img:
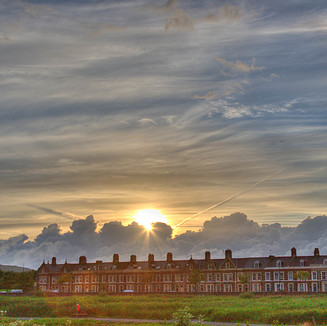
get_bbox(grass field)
[0,294,326,325]
[0,319,162,326]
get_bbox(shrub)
[239,292,255,299]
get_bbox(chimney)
[205,251,211,261]
[130,255,136,264]
[167,252,173,263]
[314,248,320,257]
[269,255,275,260]
[225,249,232,259]
[148,254,154,263]
[113,254,119,264]
[79,256,87,264]
[51,257,57,265]
[96,260,102,264]
[291,247,297,258]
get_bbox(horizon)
[1,0,327,269]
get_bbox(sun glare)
[133,209,168,230]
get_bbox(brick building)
[37,247,327,294]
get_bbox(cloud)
[165,8,195,32]
[1,212,327,269]
[204,5,243,23]
[193,91,217,100]
[217,58,264,73]
[137,118,158,127]
[79,22,127,37]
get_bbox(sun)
[133,209,168,230]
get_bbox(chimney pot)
[148,254,154,263]
[167,252,173,262]
[314,248,320,257]
[225,249,232,259]
[113,254,119,264]
[130,255,136,264]
[291,247,297,258]
[205,251,211,261]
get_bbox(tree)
[188,269,205,292]
[239,273,250,292]
[294,271,310,281]
[56,273,73,292]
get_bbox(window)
[252,273,261,281]
[312,271,317,280]
[288,272,293,281]
[85,276,89,283]
[39,276,47,284]
[274,283,284,292]
[207,273,212,282]
[254,261,260,268]
[276,260,282,268]
[279,272,284,281]
[288,283,294,292]
[274,272,279,281]
[298,283,307,292]
[102,275,106,283]
[265,272,271,281]
[223,284,233,292]
[225,262,230,269]
[265,283,271,292]
[312,283,318,292]
[321,271,327,280]
[252,283,261,292]
[300,260,305,267]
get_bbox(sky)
[0,0,327,268]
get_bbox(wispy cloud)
[217,58,264,73]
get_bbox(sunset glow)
[133,209,168,231]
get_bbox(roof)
[38,250,327,273]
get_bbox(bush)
[172,306,203,326]
[239,292,255,299]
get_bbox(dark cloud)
[1,212,327,269]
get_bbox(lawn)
[0,294,326,324]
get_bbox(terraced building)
[37,248,327,294]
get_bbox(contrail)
[28,204,81,220]
[173,169,285,229]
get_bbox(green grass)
[0,294,327,324]
[0,319,163,326]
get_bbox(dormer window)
[112,265,117,270]
[323,259,327,266]
[276,260,282,268]
[300,259,305,267]
[254,261,260,268]
[167,264,171,269]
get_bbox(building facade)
[37,248,327,294]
